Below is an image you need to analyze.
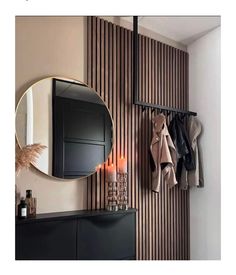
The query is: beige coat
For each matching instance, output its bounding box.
[180,116,204,189]
[150,114,177,192]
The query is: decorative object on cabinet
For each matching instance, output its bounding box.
[17,197,27,219]
[105,158,129,211]
[16,209,136,260]
[117,172,128,210]
[15,76,114,180]
[117,157,128,210]
[25,190,37,218]
[106,164,118,211]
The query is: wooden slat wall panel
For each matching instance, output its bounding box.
[87,16,189,260]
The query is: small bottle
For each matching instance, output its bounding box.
[25,189,37,218]
[18,197,27,219]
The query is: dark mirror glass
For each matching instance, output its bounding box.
[16,77,113,179]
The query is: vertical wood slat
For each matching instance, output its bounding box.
[87,17,92,210]
[87,16,189,260]
[96,17,101,210]
[91,16,97,211]
[138,34,142,259]
[100,19,105,210]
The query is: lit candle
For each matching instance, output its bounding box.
[118,157,127,173]
[106,164,117,182]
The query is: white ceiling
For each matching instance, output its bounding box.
[123,16,220,46]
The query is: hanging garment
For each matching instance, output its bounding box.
[150,114,177,192]
[180,116,204,189]
[168,114,195,182]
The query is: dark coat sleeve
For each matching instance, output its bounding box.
[169,115,195,173]
[177,117,195,171]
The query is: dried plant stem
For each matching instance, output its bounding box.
[15,143,47,174]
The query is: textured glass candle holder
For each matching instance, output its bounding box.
[106,181,119,211]
[117,172,128,210]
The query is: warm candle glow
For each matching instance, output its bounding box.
[118,157,127,173]
[96,164,102,171]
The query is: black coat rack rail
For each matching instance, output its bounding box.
[133,16,197,117]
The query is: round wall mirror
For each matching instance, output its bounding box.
[16,77,114,179]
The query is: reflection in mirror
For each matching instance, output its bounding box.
[16,77,113,180]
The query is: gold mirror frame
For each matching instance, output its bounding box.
[15,76,115,181]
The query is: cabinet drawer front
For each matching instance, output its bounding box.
[77,213,135,260]
[16,219,77,260]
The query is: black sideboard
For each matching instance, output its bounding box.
[16,208,136,260]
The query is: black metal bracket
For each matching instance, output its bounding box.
[133,16,197,117]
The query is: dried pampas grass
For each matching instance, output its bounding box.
[15,143,47,174]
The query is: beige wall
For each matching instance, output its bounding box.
[15,92,27,146]
[16,16,87,213]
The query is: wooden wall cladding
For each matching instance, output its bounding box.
[87,16,189,260]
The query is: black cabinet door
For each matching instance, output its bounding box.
[77,213,136,260]
[16,219,77,260]
[52,79,112,179]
